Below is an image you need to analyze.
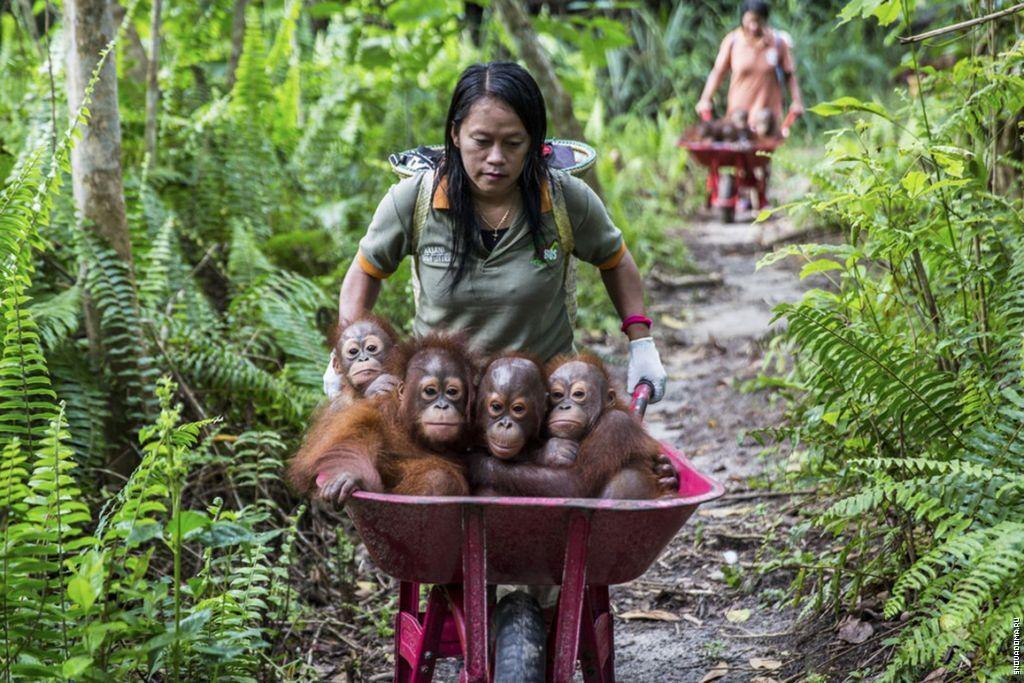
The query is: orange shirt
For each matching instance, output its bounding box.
[712,28,794,126]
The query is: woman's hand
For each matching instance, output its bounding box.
[627,337,668,403]
[323,351,342,398]
[695,98,713,119]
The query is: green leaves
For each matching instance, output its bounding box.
[67,551,104,612]
[809,96,893,121]
[838,0,902,27]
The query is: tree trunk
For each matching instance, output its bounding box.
[144,0,162,169]
[492,0,603,196]
[64,0,132,266]
[226,0,250,90]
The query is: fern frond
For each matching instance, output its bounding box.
[0,267,58,450]
[28,286,82,352]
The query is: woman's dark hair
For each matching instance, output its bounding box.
[437,61,549,290]
[740,0,770,20]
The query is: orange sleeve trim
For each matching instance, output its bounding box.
[597,242,628,271]
[357,250,391,279]
[432,175,450,210]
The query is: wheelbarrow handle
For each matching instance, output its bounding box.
[630,380,655,420]
[699,109,713,123]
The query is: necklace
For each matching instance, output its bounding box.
[477,203,514,237]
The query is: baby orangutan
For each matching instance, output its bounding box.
[471,354,677,499]
[329,315,401,405]
[289,333,476,504]
[468,354,548,496]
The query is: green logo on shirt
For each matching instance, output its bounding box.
[532,239,560,267]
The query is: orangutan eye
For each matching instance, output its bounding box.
[446,385,462,399]
[550,390,564,402]
[366,344,377,353]
[511,403,526,415]
[572,389,586,400]
[346,347,359,357]
[423,386,438,398]
[490,402,502,413]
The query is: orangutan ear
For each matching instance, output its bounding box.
[397,382,406,400]
[606,388,617,407]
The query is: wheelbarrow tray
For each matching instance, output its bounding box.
[346,444,723,586]
[678,138,782,168]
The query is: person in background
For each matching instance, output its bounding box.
[695,0,805,211]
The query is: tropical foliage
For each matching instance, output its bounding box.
[763,1,1024,679]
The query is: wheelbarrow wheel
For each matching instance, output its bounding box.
[718,173,735,223]
[492,591,546,683]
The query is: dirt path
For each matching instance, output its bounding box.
[588,207,821,682]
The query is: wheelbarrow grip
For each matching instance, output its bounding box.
[630,380,655,420]
[699,109,713,122]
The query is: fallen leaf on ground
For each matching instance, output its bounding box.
[749,657,783,670]
[723,550,739,565]
[700,661,729,682]
[699,505,754,518]
[921,668,946,682]
[354,581,377,598]
[660,314,687,330]
[682,613,704,626]
[837,614,873,644]
[619,609,680,622]
[725,608,751,623]
[750,677,780,683]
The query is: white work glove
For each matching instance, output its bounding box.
[627,337,668,403]
[323,350,342,399]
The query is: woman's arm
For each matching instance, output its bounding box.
[785,71,804,117]
[780,38,804,118]
[338,260,383,327]
[696,35,733,116]
[600,249,651,341]
[600,250,669,403]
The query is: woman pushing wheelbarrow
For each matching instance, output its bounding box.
[686,0,806,222]
[293,61,724,681]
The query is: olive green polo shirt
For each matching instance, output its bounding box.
[355,169,627,361]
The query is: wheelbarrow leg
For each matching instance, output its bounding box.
[578,586,614,683]
[459,506,490,683]
[706,160,719,209]
[548,512,592,683]
[394,582,420,683]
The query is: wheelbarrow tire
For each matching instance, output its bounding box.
[718,173,735,223]
[492,591,546,683]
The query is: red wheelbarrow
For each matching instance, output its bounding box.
[345,385,725,682]
[678,110,798,223]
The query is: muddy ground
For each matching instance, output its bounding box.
[302,169,892,681]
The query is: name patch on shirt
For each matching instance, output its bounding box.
[421,245,452,265]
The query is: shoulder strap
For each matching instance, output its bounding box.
[409,170,433,310]
[411,169,433,254]
[549,172,578,326]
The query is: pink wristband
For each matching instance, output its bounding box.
[620,315,653,334]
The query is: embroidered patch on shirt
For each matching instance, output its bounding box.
[421,245,452,265]
[531,239,561,267]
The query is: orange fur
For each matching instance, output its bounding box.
[288,333,477,500]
